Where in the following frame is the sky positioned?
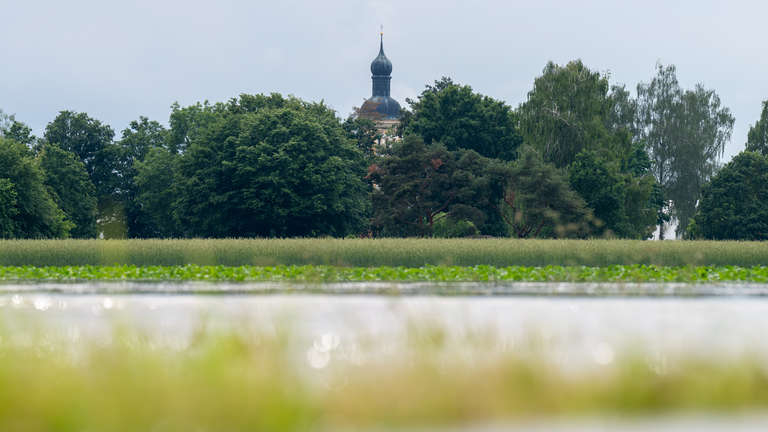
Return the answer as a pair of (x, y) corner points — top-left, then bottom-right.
(1, 0), (767, 161)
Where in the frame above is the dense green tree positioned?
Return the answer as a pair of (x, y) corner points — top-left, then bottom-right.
(637, 63), (734, 238)
(693, 151), (768, 240)
(518, 61), (632, 168)
(0, 110), (9, 131)
(746, 100), (768, 156)
(369, 135), (508, 237)
(172, 94), (369, 237)
(118, 117), (170, 237)
(134, 147), (180, 237)
(499, 148), (593, 238)
(399, 77), (522, 161)
(37, 144), (98, 238)
(0, 137), (70, 238)
(516, 60), (660, 238)
(343, 116), (380, 162)
(568, 151), (625, 236)
(167, 101), (231, 154)
(44, 111), (115, 188)
(568, 148), (658, 239)
(1, 110), (35, 147)
(0, 178), (18, 238)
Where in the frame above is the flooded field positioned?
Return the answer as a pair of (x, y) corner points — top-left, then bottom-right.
(3, 282), (768, 364)
(2, 282), (768, 431)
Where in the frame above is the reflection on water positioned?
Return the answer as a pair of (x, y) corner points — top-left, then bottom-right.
(3, 281), (768, 296)
(1, 283), (768, 367)
(2, 283), (768, 431)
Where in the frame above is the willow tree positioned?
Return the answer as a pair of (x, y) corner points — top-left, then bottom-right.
(636, 64), (734, 238)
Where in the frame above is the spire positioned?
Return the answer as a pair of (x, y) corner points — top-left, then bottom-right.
(370, 28), (393, 79)
(359, 27), (402, 121)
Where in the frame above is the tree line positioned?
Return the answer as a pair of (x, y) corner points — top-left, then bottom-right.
(1, 60), (765, 240)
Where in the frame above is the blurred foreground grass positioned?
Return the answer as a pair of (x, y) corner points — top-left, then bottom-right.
(2, 239), (768, 267)
(0, 327), (767, 431)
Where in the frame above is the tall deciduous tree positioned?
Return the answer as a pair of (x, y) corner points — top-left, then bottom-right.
(38, 144), (98, 238)
(134, 147), (179, 238)
(517, 60), (661, 238)
(0, 137), (70, 238)
(637, 64), (734, 237)
(0, 110), (35, 147)
(173, 94), (369, 237)
(568, 149), (657, 239)
(0, 178), (18, 238)
(400, 77), (522, 161)
(369, 135), (509, 237)
(118, 117), (170, 238)
(746, 100), (768, 156)
(518, 60), (631, 168)
(693, 151), (768, 240)
(499, 148), (593, 238)
(343, 116), (380, 162)
(44, 111), (115, 190)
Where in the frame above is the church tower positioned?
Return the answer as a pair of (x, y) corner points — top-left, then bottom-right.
(358, 31), (401, 137)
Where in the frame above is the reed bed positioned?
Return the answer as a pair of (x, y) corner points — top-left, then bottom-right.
(0, 326), (767, 431)
(1, 239), (767, 267)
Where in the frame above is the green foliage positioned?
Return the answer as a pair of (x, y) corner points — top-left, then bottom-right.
(117, 117), (170, 238)
(431, 213), (479, 238)
(636, 63), (734, 237)
(37, 144), (98, 238)
(501, 148), (593, 238)
(342, 116), (380, 162)
(3, 263), (768, 283)
(518, 61), (630, 168)
(569, 150), (657, 239)
(370, 135), (508, 237)
(43, 111), (116, 195)
(401, 77), (522, 161)
(568, 151), (625, 236)
(746, 100), (768, 156)
(134, 148), (180, 237)
(174, 94), (369, 237)
(0, 138), (70, 238)
(694, 151), (768, 240)
(0, 178), (18, 237)
(0, 110), (35, 146)
(516, 61), (661, 238)
(168, 101), (221, 154)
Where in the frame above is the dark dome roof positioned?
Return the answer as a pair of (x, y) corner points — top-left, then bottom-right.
(370, 38), (392, 76)
(360, 96), (401, 121)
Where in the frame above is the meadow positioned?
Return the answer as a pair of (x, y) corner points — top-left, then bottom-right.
(1, 326), (767, 432)
(1, 238), (768, 267)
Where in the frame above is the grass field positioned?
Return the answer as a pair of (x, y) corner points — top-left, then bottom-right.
(2, 264), (768, 283)
(0, 326), (766, 431)
(1, 239), (768, 267)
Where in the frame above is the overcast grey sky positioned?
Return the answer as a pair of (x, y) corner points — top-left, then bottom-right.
(1, 0), (766, 160)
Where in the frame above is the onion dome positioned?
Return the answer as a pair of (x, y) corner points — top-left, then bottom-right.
(360, 96), (401, 121)
(359, 32), (401, 121)
(370, 35), (393, 76)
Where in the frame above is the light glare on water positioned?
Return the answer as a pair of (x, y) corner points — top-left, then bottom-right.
(1, 282), (768, 431)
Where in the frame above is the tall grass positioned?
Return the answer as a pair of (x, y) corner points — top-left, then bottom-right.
(0, 326), (766, 431)
(1, 239), (768, 267)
